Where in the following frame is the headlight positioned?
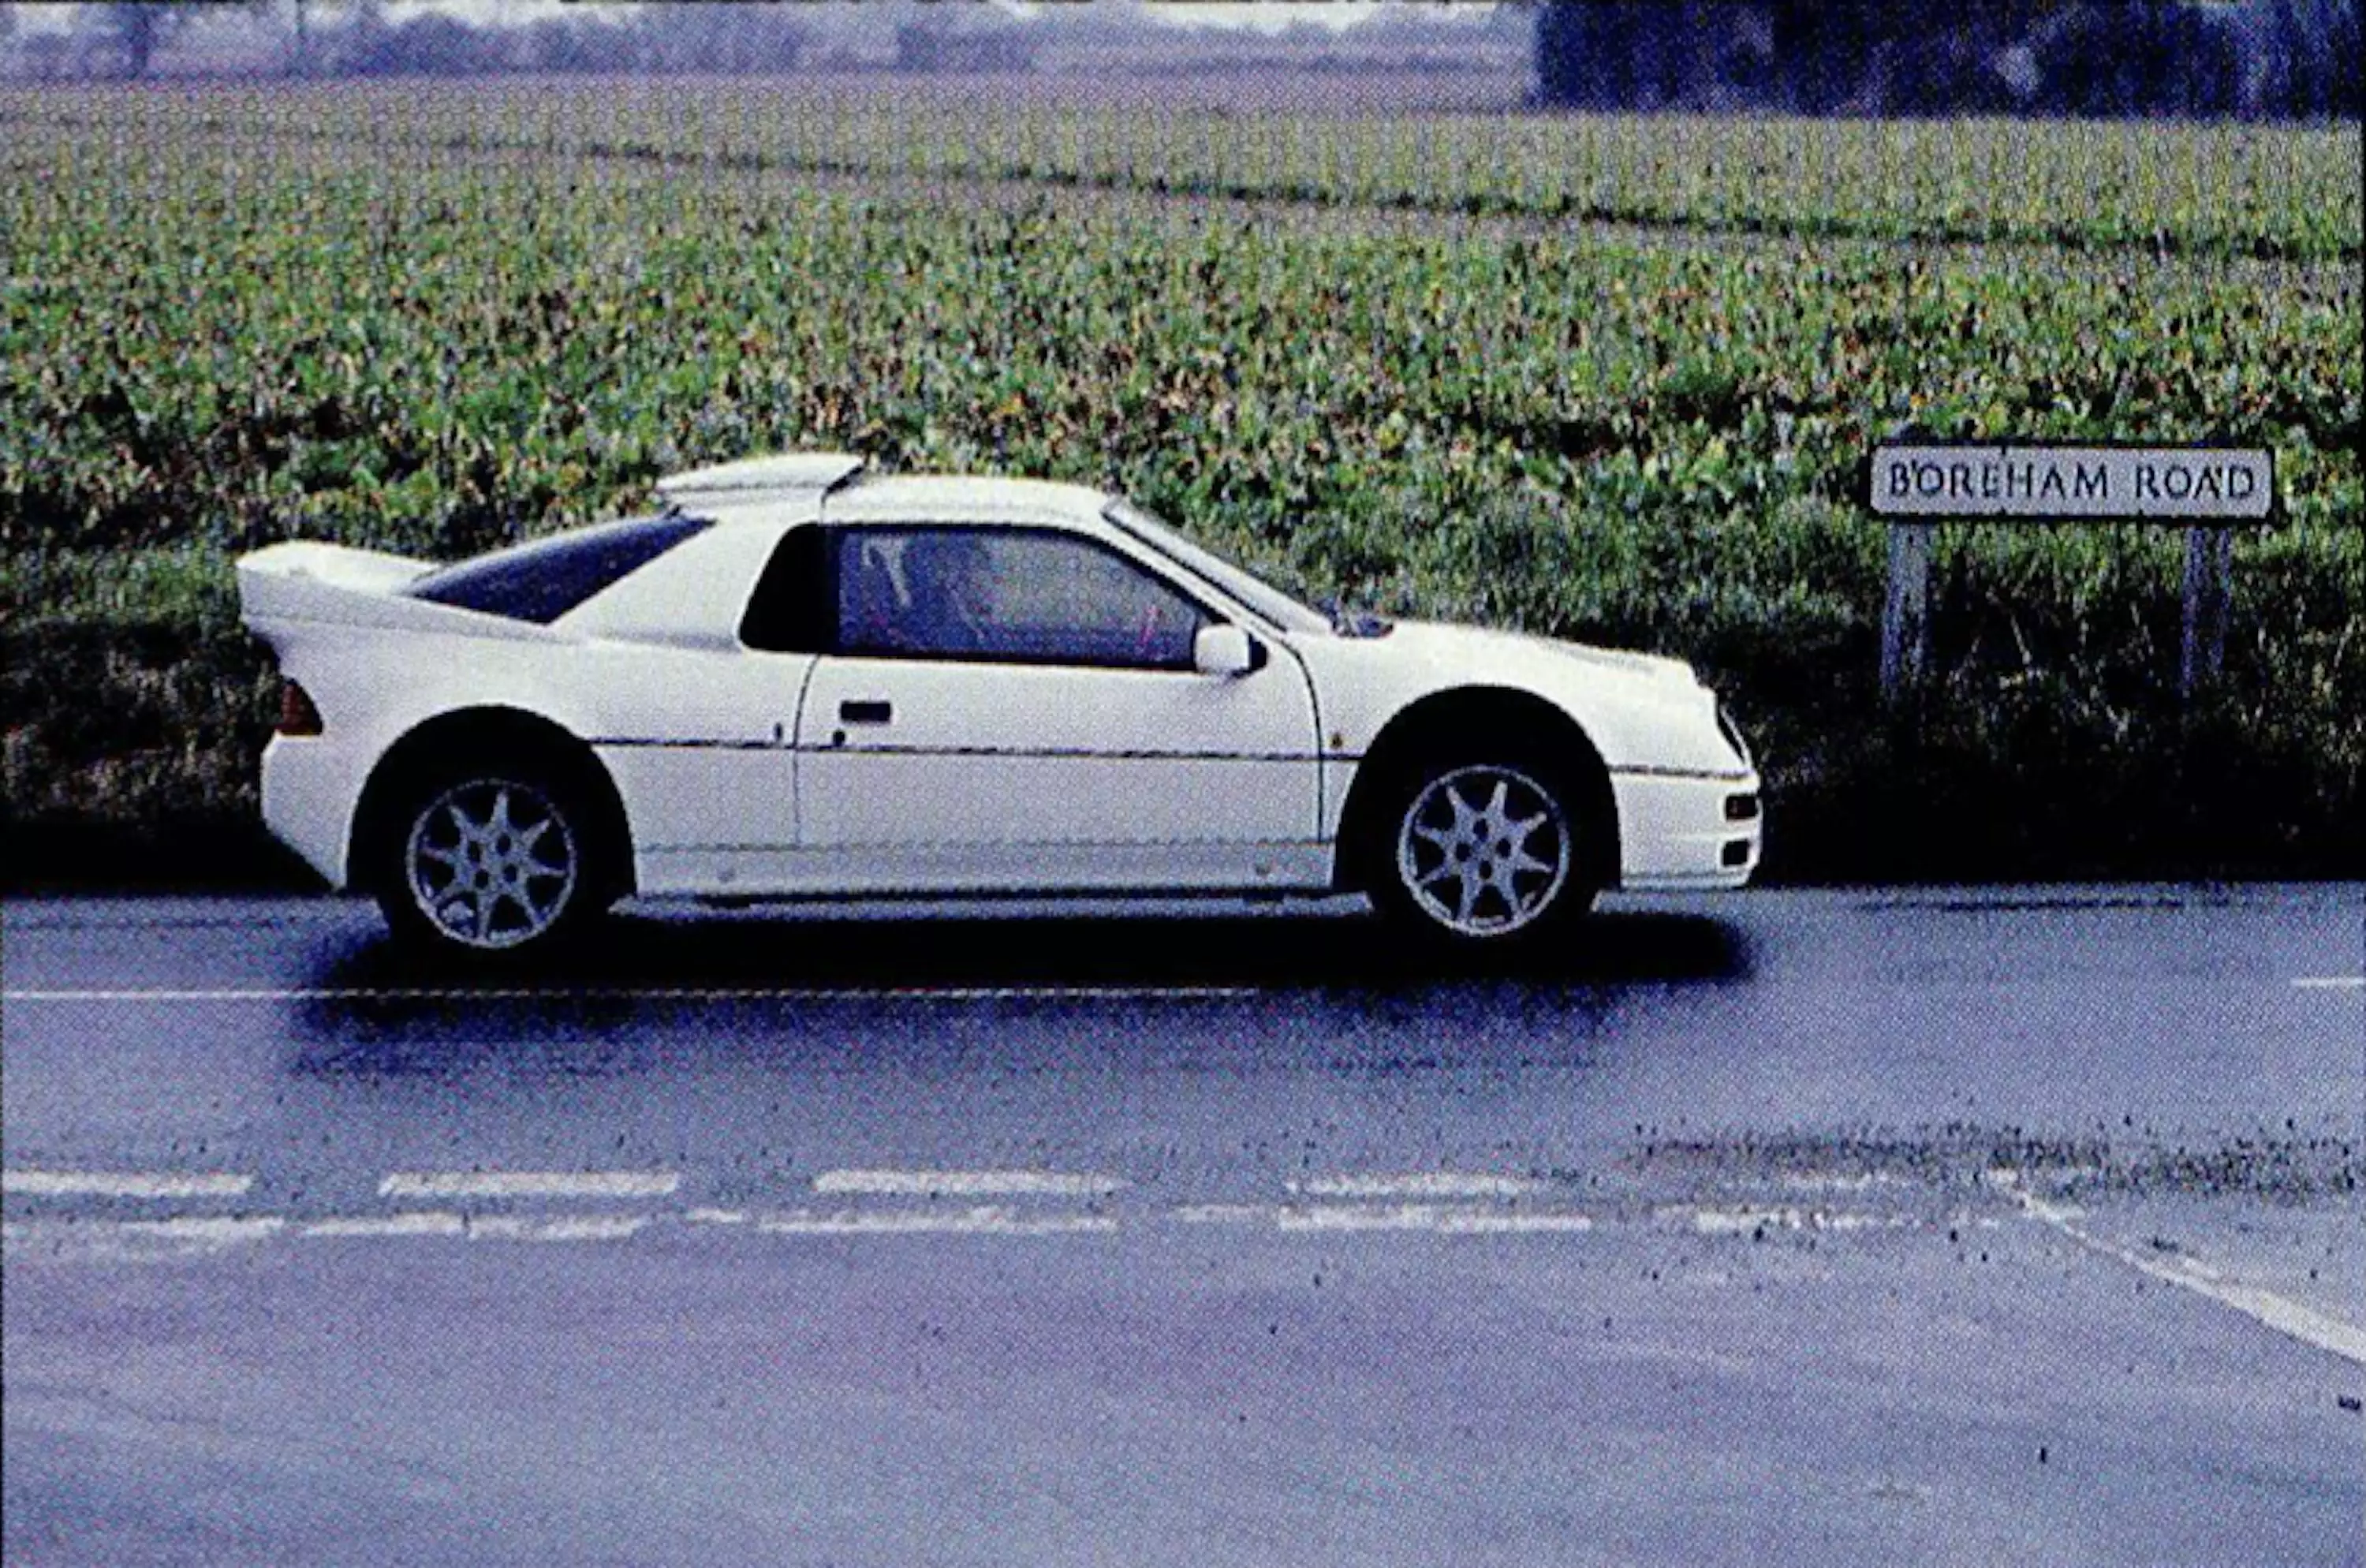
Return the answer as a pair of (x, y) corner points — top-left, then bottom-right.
(1715, 702), (1752, 769)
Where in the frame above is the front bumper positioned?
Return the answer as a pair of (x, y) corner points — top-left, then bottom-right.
(1609, 767), (1762, 890)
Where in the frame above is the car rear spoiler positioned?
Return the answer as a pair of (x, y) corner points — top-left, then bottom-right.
(236, 541), (559, 644)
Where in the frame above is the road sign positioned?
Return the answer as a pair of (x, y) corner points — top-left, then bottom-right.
(1869, 442), (2274, 521)
(1865, 440), (2278, 702)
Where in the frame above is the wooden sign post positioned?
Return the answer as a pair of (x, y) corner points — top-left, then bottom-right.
(1867, 441), (2275, 704)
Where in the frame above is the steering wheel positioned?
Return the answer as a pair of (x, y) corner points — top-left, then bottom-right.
(1135, 602), (1164, 663)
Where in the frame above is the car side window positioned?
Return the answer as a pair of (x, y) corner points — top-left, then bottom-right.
(407, 515), (713, 625)
(834, 528), (1209, 670)
(740, 525), (831, 653)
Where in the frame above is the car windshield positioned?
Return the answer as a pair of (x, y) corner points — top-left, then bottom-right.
(1100, 500), (1330, 637)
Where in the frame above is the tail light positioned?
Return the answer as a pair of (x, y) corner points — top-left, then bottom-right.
(277, 679), (323, 737)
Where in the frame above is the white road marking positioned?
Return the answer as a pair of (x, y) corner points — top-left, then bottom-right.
(2291, 976), (2365, 990)
(1290, 1173), (1546, 1199)
(0, 1196), (1965, 1249)
(1192, 1202), (1603, 1233)
(0, 985), (1254, 1003)
(2, 1217), (285, 1255)
(300, 1211), (649, 1241)
(1275, 1204), (1593, 1233)
(466, 1215), (648, 1242)
(378, 1171), (680, 1200)
(1994, 1171), (2366, 1368)
(1429, 1210), (1598, 1234)
(304, 1211), (469, 1238)
(1673, 1204), (1913, 1235)
(812, 1169), (1124, 1198)
(1172, 1204), (1271, 1225)
(3, 1170), (254, 1200)
(757, 1206), (1119, 1236)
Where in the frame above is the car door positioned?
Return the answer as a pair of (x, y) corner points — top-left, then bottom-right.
(792, 522), (1324, 894)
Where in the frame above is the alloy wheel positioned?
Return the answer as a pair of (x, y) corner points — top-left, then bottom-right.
(1394, 763), (1573, 938)
(403, 779), (579, 950)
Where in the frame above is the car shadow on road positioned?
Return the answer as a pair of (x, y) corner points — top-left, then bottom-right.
(285, 905), (1748, 1078)
(305, 905), (1751, 999)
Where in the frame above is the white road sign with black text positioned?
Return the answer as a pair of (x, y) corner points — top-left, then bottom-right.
(1871, 444), (2273, 521)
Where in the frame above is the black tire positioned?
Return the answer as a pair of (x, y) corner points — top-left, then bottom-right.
(1364, 753), (1598, 946)
(368, 763), (607, 958)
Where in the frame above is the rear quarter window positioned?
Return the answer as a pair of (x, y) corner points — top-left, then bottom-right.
(406, 515), (714, 625)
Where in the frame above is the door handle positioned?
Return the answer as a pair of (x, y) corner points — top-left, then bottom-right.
(839, 700), (893, 725)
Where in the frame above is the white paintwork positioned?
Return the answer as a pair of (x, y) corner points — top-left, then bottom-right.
(1, 984), (1260, 1002)
(1273, 1204), (1596, 1234)
(793, 655), (1323, 890)
(1289, 1174), (1546, 1198)
(1996, 1172), (2366, 1368)
(756, 1207), (1119, 1236)
(2, 1170), (253, 1199)
(1612, 771), (1760, 888)
(0, 1217), (288, 1256)
(235, 456), (1759, 920)
(812, 1170), (1124, 1197)
(302, 1211), (470, 1238)
(378, 1171), (680, 1200)
(655, 451), (864, 510)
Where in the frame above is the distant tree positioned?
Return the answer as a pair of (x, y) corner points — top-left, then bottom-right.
(286, 0), (313, 75)
(347, 13), (502, 76)
(1536, 0), (2354, 118)
(640, 2), (808, 74)
(80, 2), (185, 80)
(2257, 0), (2364, 116)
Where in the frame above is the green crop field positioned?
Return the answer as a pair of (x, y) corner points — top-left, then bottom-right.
(2, 82), (2360, 882)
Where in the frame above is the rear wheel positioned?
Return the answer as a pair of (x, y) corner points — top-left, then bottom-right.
(375, 771), (599, 956)
(1368, 759), (1594, 944)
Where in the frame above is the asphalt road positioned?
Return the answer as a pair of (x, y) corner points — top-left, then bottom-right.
(4, 887), (2360, 1568)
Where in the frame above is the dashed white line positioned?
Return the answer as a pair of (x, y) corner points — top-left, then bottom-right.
(1429, 1210), (1599, 1234)
(1274, 1204), (1592, 1234)
(757, 1206), (1119, 1237)
(379, 1170), (680, 1200)
(467, 1215), (649, 1242)
(3, 1217), (285, 1254)
(812, 1169), (1125, 1198)
(0, 985), (1255, 1003)
(304, 1211), (470, 1238)
(3, 1170), (254, 1200)
(1291, 1173), (1547, 1199)
(299, 1211), (650, 1241)
(1183, 1202), (1602, 1233)
(2291, 976), (2365, 990)
(1173, 1204), (1271, 1226)
(1994, 1171), (2366, 1368)
(1676, 1204), (1913, 1235)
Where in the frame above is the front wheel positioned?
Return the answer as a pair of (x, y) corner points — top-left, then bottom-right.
(376, 773), (596, 956)
(1369, 760), (1594, 943)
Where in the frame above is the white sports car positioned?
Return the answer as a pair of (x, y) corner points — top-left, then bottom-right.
(237, 454), (1759, 955)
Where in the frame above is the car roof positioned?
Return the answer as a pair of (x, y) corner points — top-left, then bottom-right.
(676, 473), (1117, 529)
(830, 473), (1113, 520)
(653, 451), (1119, 528)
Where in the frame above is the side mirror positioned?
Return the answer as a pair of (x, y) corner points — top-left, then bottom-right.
(1192, 624), (1259, 678)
